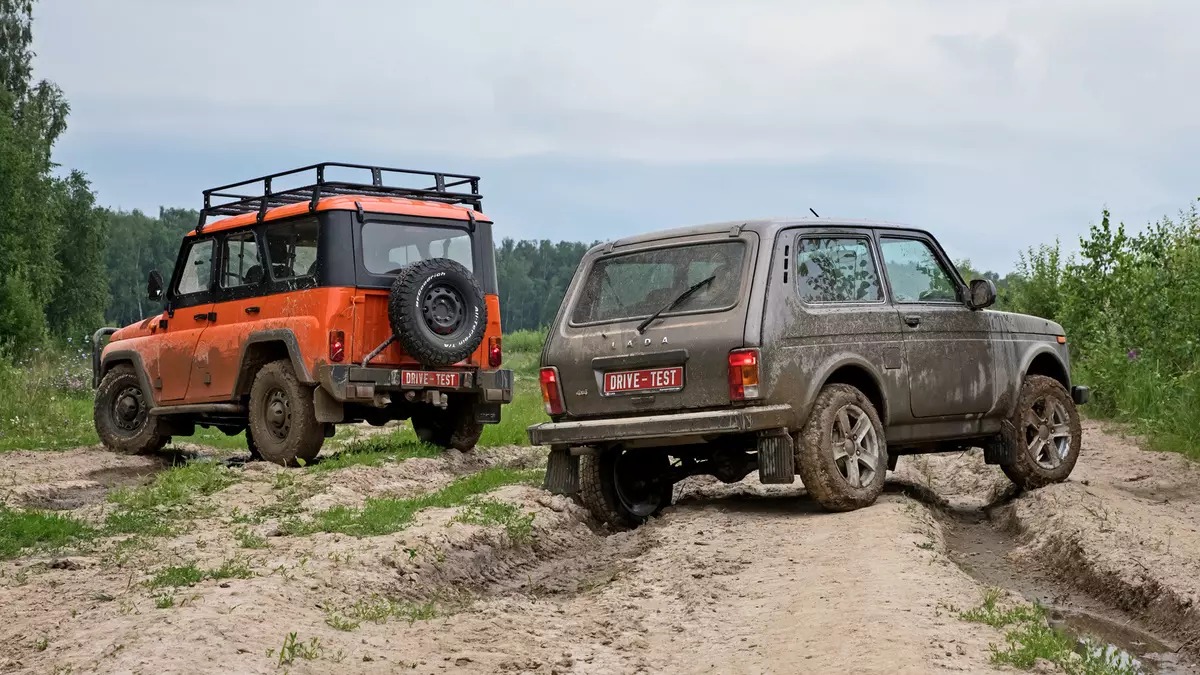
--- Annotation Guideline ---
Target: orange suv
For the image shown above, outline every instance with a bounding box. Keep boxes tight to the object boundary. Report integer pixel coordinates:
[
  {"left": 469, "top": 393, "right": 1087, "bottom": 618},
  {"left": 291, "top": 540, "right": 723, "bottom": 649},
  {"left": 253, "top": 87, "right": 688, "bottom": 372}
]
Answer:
[{"left": 91, "top": 163, "right": 512, "bottom": 465}]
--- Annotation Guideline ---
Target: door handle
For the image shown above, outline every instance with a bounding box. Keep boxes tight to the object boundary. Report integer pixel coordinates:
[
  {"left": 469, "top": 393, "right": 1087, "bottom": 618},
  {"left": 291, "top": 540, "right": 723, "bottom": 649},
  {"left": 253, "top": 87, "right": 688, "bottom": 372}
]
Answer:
[
  {"left": 194, "top": 313, "right": 209, "bottom": 322},
  {"left": 904, "top": 315, "right": 921, "bottom": 327},
  {"left": 245, "top": 306, "right": 260, "bottom": 314}
]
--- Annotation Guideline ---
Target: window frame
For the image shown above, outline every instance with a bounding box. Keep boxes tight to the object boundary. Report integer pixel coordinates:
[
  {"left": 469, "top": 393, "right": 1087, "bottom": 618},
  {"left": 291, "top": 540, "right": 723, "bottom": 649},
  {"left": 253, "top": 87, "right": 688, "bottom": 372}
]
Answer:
[
  {"left": 567, "top": 238, "right": 752, "bottom": 328},
  {"left": 217, "top": 228, "right": 267, "bottom": 294},
  {"left": 261, "top": 216, "right": 320, "bottom": 291},
  {"left": 876, "top": 232, "right": 966, "bottom": 306},
  {"left": 167, "top": 236, "right": 218, "bottom": 309},
  {"left": 792, "top": 233, "right": 887, "bottom": 306}
]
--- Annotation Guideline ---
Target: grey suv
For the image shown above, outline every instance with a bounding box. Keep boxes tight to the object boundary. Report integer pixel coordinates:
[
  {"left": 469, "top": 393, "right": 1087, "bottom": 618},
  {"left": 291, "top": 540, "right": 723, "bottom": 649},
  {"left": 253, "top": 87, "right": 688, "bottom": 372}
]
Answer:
[{"left": 527, "top": 218, "right": 1089, "bottom": 527}]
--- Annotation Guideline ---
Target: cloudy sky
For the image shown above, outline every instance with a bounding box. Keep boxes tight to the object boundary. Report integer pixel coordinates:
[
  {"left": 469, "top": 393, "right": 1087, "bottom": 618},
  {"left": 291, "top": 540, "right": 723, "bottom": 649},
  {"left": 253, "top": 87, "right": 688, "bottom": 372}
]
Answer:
[{"left": 31, "top": 0, "right": 1200, "bottom": 272}]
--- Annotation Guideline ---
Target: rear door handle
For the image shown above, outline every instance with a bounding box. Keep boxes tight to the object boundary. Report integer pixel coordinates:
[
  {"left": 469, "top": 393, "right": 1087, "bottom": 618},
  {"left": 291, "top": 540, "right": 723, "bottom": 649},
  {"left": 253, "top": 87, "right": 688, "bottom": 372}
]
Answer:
[
  {"left": 904, "top": 315, "right": 921, "bottom": 327},
  {"left": 245, "top": 306, "right": 260, "bottom": 314},
  {"left": 194, "top": 313, "right": 209, "bottom": 322}
]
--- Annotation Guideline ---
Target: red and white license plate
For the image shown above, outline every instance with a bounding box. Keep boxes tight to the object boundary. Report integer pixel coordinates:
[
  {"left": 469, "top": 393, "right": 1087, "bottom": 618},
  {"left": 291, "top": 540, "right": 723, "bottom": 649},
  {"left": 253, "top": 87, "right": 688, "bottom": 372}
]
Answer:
[
  {"left": 603, "top": 366, "right": 684, "bottom": 394},
  {"left": 400, "top": 370, "right": 462, "bottom": 388}
]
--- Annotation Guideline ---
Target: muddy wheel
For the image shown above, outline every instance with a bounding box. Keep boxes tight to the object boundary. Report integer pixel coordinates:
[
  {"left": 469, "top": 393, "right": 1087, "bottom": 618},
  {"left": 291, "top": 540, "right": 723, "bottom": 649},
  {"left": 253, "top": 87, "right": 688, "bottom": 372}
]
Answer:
[
  {"left": 579, "top": 448, "right": 674, "bottom": 528},
  {"left": 410, "top": 400, "right": 483, "bottom": 451},
  {"left": 1001, "top": 375, "right": 1082, "bottom": 490},
  {"left": 248, "top": 360, "right": 324, "bottom": 466},
  {"left": 796, "top": 384, "right": 887, "bottom": 512},
  {"left": 94, "top": 364, "right": 169, "bottom": 455}
]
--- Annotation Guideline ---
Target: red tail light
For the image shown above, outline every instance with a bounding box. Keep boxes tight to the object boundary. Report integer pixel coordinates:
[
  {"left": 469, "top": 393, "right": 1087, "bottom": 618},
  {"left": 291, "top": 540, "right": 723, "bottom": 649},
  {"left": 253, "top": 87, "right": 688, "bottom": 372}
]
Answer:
[
  {"left": 329, "top": 330, "right": 345, "bottom": 363},
  {"left": 488, "top": 336, "right": 502, "bottom": 368},
  {"left": 539, "top": 367, "right": 564, "bottom": 415},
  {"left": 728, "top": 348, "right": 760, "bottom": 401}
]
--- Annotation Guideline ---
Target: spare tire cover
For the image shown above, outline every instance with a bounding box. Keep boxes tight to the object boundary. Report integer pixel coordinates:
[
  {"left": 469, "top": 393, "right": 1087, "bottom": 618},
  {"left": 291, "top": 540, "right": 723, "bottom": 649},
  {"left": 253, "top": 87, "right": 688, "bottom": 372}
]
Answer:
[{"left": 388, "top": 258, "right": 488, "bottom": 367}]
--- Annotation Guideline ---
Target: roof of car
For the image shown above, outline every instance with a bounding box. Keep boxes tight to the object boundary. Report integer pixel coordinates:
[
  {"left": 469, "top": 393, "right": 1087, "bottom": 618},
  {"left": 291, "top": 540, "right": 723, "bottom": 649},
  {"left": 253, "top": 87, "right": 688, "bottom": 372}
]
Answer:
[
  {"left": 601, "top": 217, "right": 931, "bottom": 251},
  {"left": 187, "top": 195, "right": 492, "bottom": 237}
]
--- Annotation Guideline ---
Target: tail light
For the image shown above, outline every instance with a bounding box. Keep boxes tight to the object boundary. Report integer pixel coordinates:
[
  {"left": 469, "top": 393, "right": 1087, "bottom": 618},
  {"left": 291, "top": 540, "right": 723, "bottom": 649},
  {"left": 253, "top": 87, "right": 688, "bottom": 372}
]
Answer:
[
  {"left": 488, "top": 336, "right": 502, "bottom": 367},
  {"left": 329, "top": 330, "right": 345, "bottom": 363},
  {"left": 539, "top": 367, "right": 565, "bottom": 415},
  {"left": 728, "top": 348, "right": 760, "bottom": 401}
]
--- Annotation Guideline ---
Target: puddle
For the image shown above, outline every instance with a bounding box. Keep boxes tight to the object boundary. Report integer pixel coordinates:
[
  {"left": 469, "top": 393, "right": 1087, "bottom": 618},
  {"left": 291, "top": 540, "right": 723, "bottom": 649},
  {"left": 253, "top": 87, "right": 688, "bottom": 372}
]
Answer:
[
  {"left": 940, "top": 508, "right": 1196, "bottom": 675},
  {"left": 20, "top": 465, "right": 164, "bottom": 510}
]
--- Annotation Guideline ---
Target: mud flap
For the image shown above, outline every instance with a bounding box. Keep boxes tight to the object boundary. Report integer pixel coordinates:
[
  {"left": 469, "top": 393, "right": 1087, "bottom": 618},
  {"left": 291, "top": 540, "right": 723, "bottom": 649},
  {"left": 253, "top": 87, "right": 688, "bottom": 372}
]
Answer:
[
  {"left": 757, "top": 430, "right": 795, "bottom": 484},
  {"left": 474, "top": 402, "right": 501, "bottom": 424},
  {"left": 983, "top": 419, "right": 1019, "bottom": 465},
  {"left": 544, "top": 446, "right": 580, "bottom": 495},
  {"left": 314, "top": 387, "right": 344, "bottom": 424}
]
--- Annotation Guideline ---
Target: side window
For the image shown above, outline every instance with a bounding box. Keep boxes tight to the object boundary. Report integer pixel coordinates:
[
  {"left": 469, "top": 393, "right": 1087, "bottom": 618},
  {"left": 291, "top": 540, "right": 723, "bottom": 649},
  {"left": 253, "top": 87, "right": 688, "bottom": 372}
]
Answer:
[
  {"left": 174, "top": 239, "right": 214, "bottom": 296},
  {"left": 879, "top": 238, "right": 958, "bottom": 303},
  {"left": 221, "top": 231, "right": 264, "bottom": 289},
  {"left": 264, "top": 218, "right": 319, "bottom": 281},
  {"left": 794, "top": 237, "right": 882, "bottom": 303}
]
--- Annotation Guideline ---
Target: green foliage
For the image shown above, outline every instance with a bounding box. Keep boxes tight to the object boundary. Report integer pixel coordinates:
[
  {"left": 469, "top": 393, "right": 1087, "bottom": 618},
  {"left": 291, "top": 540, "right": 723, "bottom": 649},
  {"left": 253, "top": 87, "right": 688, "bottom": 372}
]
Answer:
[
  {"left": 0, "top": 506, "right": 95, "bottom": 559},
  {"left": 479, "top": 380, "right": 546, "bottom": 446},
  {"left": 1005, "top": 205, "right": 1200, "bottom": 458},
  {"left": 0, "top": 346, "right": 94, "bottom": 451},
  {"left": 452, "top": 498, "right": 536, "bottom": 544},
  {"left": 310, "top": 432, "right": 442, "bottom": 473},
  {"left": 323, "top": 595, "right": 437, "bottom": 631},
  {"left": 305, "top": 467, "right": 542, "bottom": 537},
  {"left": 146, "top": 556, "right": 254, "bottom": 588},
  {"left": 496, "top": 238, "right": 592, "bottom": 333},
  {"left": 106, "top": 460, "right": 239, "bottom": 535}
]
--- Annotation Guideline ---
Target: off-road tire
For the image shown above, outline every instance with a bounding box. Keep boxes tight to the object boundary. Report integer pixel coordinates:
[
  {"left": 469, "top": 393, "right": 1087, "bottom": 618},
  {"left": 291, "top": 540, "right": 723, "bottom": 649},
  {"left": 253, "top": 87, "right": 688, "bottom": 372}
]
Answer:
[
  {"left": 94, "top": 364, "right": 169, "bottom": 455},
  {"left": 796, "top": 384, "right": 888, "bottom": 512},
  {"left": 409, "top": 400, "right": 483, "bottom": 451},
  {"left": 248, "top": 360, "right": 324, "bottom": 466},
  {"left": 388, "top": 258, "right": 488, "bottom": 367},
  {"left": 1000, "top": 375, "right": 1082, "bottom": 490},
  {"left": 579, "top": 448, "right": 674, "bottom": 528}
]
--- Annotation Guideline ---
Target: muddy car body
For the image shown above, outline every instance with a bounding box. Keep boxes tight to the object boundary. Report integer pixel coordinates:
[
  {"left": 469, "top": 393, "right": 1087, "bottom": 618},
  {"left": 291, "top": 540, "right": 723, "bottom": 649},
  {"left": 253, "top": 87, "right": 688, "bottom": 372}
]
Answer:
[
  {"left": 530, "top": 218, "right": 1089, "bottom": 525},
  {"left": 92, "top": 163, "right": 512, "bottom": 466}
]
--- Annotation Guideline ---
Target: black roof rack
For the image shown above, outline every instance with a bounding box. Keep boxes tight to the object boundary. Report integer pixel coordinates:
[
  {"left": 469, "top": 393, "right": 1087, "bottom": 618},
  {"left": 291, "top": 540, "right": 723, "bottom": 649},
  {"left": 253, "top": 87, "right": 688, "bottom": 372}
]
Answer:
[{"left": 196, "top": 162, "right": 482, "bottom": 231}]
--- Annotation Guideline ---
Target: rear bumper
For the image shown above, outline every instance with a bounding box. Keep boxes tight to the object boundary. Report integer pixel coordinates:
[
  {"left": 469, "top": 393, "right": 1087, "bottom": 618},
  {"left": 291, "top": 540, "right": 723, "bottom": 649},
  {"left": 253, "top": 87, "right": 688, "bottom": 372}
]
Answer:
[
  {"left": 317, "top": 364, "right": 514, "bottom": 404},
  {"left": 526, "top": 404, "right": 793, "bottom": 447},
  {"left": 1072, "top": 385, "right": 1090, "bottom": 405}
]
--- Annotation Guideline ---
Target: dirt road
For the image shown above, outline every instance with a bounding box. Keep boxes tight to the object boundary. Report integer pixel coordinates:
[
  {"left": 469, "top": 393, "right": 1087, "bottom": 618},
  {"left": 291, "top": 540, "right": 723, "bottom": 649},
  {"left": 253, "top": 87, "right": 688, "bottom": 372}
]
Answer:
[{"left": 1, "top": 421, "right": 1198, "bottom": 674}]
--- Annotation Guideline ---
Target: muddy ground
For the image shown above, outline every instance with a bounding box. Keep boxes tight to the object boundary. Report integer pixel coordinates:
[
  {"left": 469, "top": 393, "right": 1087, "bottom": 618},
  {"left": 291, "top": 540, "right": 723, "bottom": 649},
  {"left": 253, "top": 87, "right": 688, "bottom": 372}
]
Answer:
[{"left": 1, "top": 420, "right": 1198, "bottom": 674}]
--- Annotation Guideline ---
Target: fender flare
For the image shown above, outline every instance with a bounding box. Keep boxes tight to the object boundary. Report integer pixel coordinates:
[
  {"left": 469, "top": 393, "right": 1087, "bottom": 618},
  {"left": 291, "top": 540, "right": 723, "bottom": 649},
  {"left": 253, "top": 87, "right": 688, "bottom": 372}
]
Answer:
[
  {"left": 1009, "top": 344, "right": 1071, "bottom": 416},
  {"left": 99, "top": 349, "right": 158, "bottom": 407},
  {"left": 232, "top": 329, "right": 314, "bottom": 397}
]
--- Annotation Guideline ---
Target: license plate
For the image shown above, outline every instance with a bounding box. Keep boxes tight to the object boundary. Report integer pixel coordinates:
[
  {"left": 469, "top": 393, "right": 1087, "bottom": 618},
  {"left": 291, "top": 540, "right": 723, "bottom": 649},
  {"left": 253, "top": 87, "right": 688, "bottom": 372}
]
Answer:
[
  {"left": 603, "top": 366, "right": 684, "bottom": 394},
  {"left": 400, "top": 370, "right": 462, "bottom": 388}
]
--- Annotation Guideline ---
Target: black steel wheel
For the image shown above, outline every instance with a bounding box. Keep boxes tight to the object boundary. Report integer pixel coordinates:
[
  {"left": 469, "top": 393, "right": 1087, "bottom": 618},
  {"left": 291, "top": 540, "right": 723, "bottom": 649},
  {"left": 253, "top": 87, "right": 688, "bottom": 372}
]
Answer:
[{"left": 388, "top": 258, "right": 488, "bottom": 367}]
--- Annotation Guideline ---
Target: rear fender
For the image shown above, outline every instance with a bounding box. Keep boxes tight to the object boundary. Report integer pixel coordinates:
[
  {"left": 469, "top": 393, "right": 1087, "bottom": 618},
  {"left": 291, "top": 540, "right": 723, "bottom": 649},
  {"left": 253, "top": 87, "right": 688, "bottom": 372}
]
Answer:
[{"left": 232, "top": 329, "right": 313, "bottom": 398}]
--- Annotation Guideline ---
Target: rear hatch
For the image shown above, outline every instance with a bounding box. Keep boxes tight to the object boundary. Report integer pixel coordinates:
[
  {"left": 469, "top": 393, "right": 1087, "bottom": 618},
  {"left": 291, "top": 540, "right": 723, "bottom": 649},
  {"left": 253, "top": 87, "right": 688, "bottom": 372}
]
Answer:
[{"left": 544, "top": 233, "right": 757, "bottom": 418}]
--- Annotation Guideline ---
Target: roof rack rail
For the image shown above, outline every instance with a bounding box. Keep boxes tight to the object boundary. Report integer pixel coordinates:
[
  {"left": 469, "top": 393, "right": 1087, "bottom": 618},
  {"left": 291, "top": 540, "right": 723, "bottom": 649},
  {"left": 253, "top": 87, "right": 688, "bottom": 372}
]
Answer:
[{"left": 196, "top": 162, "right": 482, "bottom": 231}]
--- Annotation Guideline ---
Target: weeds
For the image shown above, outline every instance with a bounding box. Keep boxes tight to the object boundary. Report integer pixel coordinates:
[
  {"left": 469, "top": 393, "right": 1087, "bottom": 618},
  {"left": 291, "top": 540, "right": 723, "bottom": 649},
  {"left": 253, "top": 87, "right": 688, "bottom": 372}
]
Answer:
[
  {"left": 311, "top": 433, "right": 441, "bottom": 472},
  {"left": 105, "top": 461, "right": 239, "bottom": 536},
  {"left": 153, "top": 592, "right": 175, "bottom": 609},
  {"left": 305, "top": 467, "right": 542, "bottom": 537},
  {"left": 277, "top": 632, "right": 322, "bottom": 666},
  {"left": 958, "top": 588, "right": 1138, "bottom": 675},
  {"left": 452, "top": 498, "right": 537, "bottom": 544},
  {"left": 146, "top": 557, "right": 254, "bottom": 588},
  {"left": 322, "top": 595, "right": 438, "bottom": 631},
  {"left": 35, "top": 636, "right": 49, "bottom": 651},
  {"left": 233, "top": 528, "right": 268, "bottom": 549},
  {"left": 0, "top": 507, "right": 96, "bottom": 560}
]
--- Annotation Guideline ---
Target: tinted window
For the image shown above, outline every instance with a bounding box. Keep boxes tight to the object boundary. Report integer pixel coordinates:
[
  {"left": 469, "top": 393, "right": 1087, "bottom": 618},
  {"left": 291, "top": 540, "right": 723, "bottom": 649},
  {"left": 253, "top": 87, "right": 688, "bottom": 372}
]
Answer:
[
  {"left": 795, "top": 237, "right": 882, "bottom": 302},
  {"left": 175, "top": 240, "right": 214, "bottom": 296},
  {"left": 264, "top": 218, "right": 318, "bottom": 280},
  {"left": 572, "top": 242, "right": 745, "bottom": 324},
  {"left": 361, "top": 222, "right": 473, "bottom": 275},
  {"left": 221, "top": 231, "right": 263, "bottom": 289},
  {"left": 879, "top": 237, "right": 958, "bottom": 303}
]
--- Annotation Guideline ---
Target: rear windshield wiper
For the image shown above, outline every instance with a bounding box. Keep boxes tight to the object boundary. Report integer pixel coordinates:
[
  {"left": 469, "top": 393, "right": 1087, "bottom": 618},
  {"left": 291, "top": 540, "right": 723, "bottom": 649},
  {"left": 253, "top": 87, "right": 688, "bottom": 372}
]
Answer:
[{"left": 637, "top": 275, "right": 716, "bottom": 334}]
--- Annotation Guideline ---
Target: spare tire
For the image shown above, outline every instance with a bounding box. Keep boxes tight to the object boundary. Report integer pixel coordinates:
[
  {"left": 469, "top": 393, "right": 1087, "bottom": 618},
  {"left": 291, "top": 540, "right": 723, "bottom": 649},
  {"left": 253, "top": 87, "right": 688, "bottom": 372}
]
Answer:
[{"left": 389, "top": 258, "right": 488, "bottom": 367}]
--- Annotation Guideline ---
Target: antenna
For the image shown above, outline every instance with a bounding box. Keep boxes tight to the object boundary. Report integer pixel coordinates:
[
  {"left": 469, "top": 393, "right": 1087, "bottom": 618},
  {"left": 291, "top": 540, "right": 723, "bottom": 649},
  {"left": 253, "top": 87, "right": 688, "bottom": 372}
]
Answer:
[{"left": 809, "top": 208, "right": 820, "bottom": 217}]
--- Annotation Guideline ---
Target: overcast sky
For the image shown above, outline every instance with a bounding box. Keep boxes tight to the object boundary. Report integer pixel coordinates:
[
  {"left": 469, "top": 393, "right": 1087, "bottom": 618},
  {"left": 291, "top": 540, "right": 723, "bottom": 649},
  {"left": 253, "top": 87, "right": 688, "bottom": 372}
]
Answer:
[{"left": 30, "top": 0, "right": 1200, "bottom": 272}]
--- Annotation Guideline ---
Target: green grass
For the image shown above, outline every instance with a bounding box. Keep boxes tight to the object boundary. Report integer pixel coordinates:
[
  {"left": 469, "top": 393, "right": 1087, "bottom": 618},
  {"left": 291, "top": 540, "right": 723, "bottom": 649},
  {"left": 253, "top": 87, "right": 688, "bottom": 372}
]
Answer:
[
  {"left": 302, "top": 467, "right": 542, "bottom": 537},
  {"left": 105, "top": 460, "right": 240, "bottom": 535},
  {"left": 0, "top": 348, "right": 97, "bottom": 452},
  {"left": 959, "top": 588, "right": 1138, "bottom": 675},
  {"left": 323, "top": 595, "right": 438, "bottom": 631},
  {"left": 146, "top": 556, "right": 255, "bottom": 588},
  {"left": 452, "top": 498, "right": 536, "bottom": 544},
  {"left": 310, "top": 431, "right": 442, "bottom": 472},
  {"left": 233, "top": 528, "right": 268, "bottom": 549},
  {"left": 503, "top": 328, "right": 548, "bottom": 356},
  {"left": 0, "top": 507, "right": 96, "bottom": 560},
  {"left": 480, "top": 381, "right": 546, "bottom": 447}
]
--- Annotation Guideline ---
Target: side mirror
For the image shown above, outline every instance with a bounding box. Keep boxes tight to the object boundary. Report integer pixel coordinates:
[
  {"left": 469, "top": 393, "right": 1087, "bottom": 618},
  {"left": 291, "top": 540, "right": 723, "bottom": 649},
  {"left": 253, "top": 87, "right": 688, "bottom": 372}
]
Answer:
[
  {"left": 968, "top": 278, "right": 997, "bottom": 310},
  {"left": 147, "top": 270, "right": 164, "bottom": 302}
]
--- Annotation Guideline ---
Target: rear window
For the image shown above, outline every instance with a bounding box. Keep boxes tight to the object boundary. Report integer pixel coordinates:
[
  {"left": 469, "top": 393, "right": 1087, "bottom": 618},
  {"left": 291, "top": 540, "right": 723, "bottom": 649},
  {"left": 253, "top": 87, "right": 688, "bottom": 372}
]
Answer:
[
  {"left": 571, "top": 242, "right": 746, "bottom": 324},
  {"left": 362, "top": 222, "right": 473, "bottom": 275}
]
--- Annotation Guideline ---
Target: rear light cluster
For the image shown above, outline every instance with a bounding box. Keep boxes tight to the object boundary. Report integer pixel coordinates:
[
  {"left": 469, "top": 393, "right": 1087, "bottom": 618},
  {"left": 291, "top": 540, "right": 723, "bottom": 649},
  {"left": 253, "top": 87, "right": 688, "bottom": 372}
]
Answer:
[
  {"left": 728, "top": 348, "right": 760, "bottom": 401},
  {"left": 488, "top": 336, "right": 502, "bottom": 367},
  {"left": 539, "top": 367, "right": 565, "bottom": 415},
  {"left": 329, "top": 330, "right": 345, "bottom": 363}
]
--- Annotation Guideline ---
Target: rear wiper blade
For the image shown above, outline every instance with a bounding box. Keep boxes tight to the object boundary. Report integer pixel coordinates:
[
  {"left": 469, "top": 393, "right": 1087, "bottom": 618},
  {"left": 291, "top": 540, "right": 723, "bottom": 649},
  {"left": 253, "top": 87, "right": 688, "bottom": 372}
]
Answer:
[{"left": 637, "top": 275, "right": 715, "bottom": 334}]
